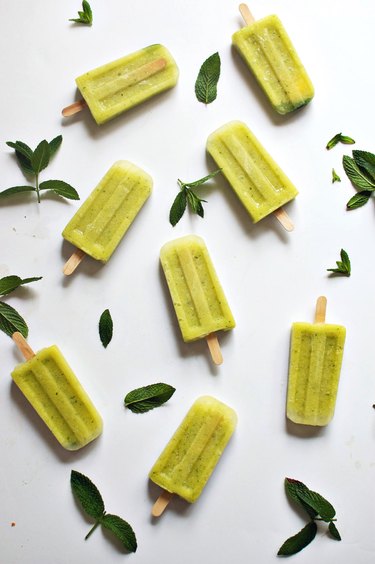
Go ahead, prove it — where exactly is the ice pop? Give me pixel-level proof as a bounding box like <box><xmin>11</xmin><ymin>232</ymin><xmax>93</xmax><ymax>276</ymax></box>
<box><xmin>11</xmin><ymin>332</ymin><xmax>102</xmax><ymax>450</ymax></box>
<box><xmin>62</xmin><ymin>160</ymin><xmax>152</xmax><ymax>274</ymax></box>
<box><xmin>232</xmin><ymin>4</ymin><xmax>314</xmax><ymax>115</ymax></box>
<box><xmin>207</xmin><ymin>120</ymin><xmax>297</xmax><ymax>229</ymax></box>
<box><xmin>149</xmin><ymin>396</ymin><xmax>237</xmax><ymax>515</ymax></box>
<box><xmin>287</xmin><ymin>297</ymin><xmax>346</xmax><ymax>426</ymax></box>
<box><xmin>62</xmin><ymin>44</ymin><xmax>179</xmax><ymax>124</ymax></box>
<box><xmin>160</xmin><ymin>235</ymin><xmax>235</xmax><ymax>365</ymax></box>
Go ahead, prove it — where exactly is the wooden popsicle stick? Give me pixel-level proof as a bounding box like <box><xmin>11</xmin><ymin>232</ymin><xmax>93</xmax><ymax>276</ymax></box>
<box><xmin>12</xmin><ymin>332</ymin><xmax>35</xmax><ymax>360</ymax></box>
<box><xmin>151</xmin><ymin>490</ymin><xmax>173</xmax><ymax>517</ymax></box>
<box><xmin>314</xmin><ymin>296</ymin><xmax>327</xmax><ymax>324</ymax></box>
<box><xmin>62</xmin><ymin>99</ymin><xmax>87</xmax><ymax>117</ymax></box>
<box><xmin>239</xmin><ymin>3</ymin><xmax>255</xmax><ymax>25</ymax></box>
<box><xmin>273</xmin><ymin>207</ymin><xmax>294</xmax><ymax>231</ymax></box>
<box><xmin>206</xmin><ymin>333</ymin><xmax>223</xmax><ymax>365</ymax></box>
<box><xmin>63</xmin><ymin>249</ymin><xmax>86</xmax><ymax>276</ymax></box>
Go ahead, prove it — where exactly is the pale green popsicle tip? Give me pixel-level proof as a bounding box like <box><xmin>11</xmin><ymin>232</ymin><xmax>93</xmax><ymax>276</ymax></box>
<box><xmin>160</xmin><ymin>235</ymin><xmax>235</xmax><ymax>342</ymax></box>
<box><xmin>287</xmin><ymin>322</ymin><xmax>346</xmax><ymax>426</ymax></box>
<box><xmin>149</xmin><ymin>396</ymin><xmax>237</xmax><ymax>503</ymax></box>
<box><xmin>75</xmin><ymin>44</ymin><xmax>179</xmax><ymax>124</ymax></box>
<box><xmin>11</xmin><ymin>345</ymin><xmax>103</xmax><ymax>450</ymax></box>
<box><xmin>232</xmin><ymin>14</ymin><xmax>314</xmax><ymax>115</ymax></box>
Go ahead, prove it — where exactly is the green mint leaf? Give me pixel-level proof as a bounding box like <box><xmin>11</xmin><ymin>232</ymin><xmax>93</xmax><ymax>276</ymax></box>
<box><xmin>285</xmin><ymin>478</ymin><xmax>318</xmax><ymax>519</ymax></box>
<box><xmin>71</xmin><ymin>470</ymin><xmax>105</xmax><ymax>520</ymax></box>
<box><xmin>31</xmin><ymin>140</ymin><xmax>50</xmax><ymax>174</ymax></box>
<box><xmin>124</xmin><ymin>383</ymin><xmax>176</xmax><ymax>413</ymax></box>
<box><xmin>0</xmin><ymin>302</ymin><xmax>28</xmax><ymax>337</ymax></box>
<box><xmin>326</xmin><ymin>132</ymin><xmax>355</xmax><ymax>150</ymax></box>
<box><xmin>183</xmin><ymin>169</ymin><xmax>222</xmax><ymax>188</ymax></box>
<box><xmin>278</xmin><ymin>521</ymin><xmax>317</xmax><ymax>556</ymax></box>
<box><xmin>352</xmin><ymin>150</ymin><xmax>375</xmax><ymax>181</ymax></box>
<box><xmin>195</xmin><ymin>52</ymin><xmax>221</xmax><ymax>104</ymax></box>
<box><xmin>0</xmin><ymin>186</ymin><xmax>36</xmax><ymax>199</ymax></box>
<box><xmin>39</xmin><ymin>180</ymin><xmax>80</xmax><ymax>200</ymax></box>
<box><xmin>342</xmin><ymin>155</ymin><xmax>375</xmax><ymax>190</ymax></box>
<box><xmin>346</xmin><ymin>190</ymin><xmax>372</xmax><ymax>210</ymax></box>
<box><xmin>0</xmin><ymin>275</ymin><xmax>42</xmax><ymax>296</ymax></box>
<box><xmin>48</xmin><ymin>135</ymin><xmax>63</xmax><ymax>158</ymax></box>
<box><xmin>328</xmin><ymin>521</ymin><xmax>341</xmax><ymax>541</ymax></box>
<box><xmin>99</xmin><ymin>309</ymin><xmax>113</xmax><ymax>348</ymax></box>
<box><xmin>169</xmin><ymin>190</ymin><xmax>187</xmax><ymax>226</ymax></box>
<box><xmin>186</xmin><ymin>189</ymin><xmax>205</xmax><ymax>218</ymax></box>
<box><xmin>327</xmin><ymin>248</ymin><xmax>351</xmax><ymax>277</ymax></box>
<box><xmin>70</xmin><ymin>1</ymin><xmax>93</xmax><ymax>24</ymax></box>
<box><xmin>332</xmin><ymin>169</ymin><xmax>341</xmax><ymax>183</ymax></box>
<box><xmin>6</xmin><ymin>141</ymin><xmax>34</xmax><ymax>176</ymax></box>
<box><xmin>101</xmin><ymin>514</ymin><xmax>137</xmax><ymax>552</ymax></box>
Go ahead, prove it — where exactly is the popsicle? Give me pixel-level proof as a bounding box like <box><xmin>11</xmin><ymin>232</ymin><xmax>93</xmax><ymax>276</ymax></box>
<box><xmin>206</xmin><ymin>120</ymin><xmax>298</xmax><ymax>229</ymax></box>
<box><xmin>287</xmin><ymin>297</ymin><xmax>346</xmax><ymax>426</ymax></box>
<box><xmin>232</xmin><ymin>4</ymin><xmax>314</xmax><ymax>115</ymax></box>
<box><xmin>149</xmin><ymin>396</ymin><xmax>237</xmax><ymax>516</ymax></box>
<box><xmin>62</xmin><ymin>160</ymin><xmax>152</xmax><ymax>274</ymax></box>
<box><xmin>62</xmin><ymin>44</ymin><xmax>179</xmax><ymax>124</ymax></box>
<box><xmin>11</xmin><ymin>332</ymin><xmax>102</xmax><ymax>450</ymax></box>
<box><xmin>160</xmin><ymin>235</ymin><xmax>235</xmax><ymax>365</ymax></box>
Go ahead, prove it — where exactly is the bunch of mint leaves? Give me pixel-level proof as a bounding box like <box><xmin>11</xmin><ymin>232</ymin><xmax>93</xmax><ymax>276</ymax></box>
<box><xmin>278</xmin><ymin>478</ymin><xmax>341</xmax><ymax>556</ymax></box>
<box><xmin>69</xmin><ymin>1</ymin><xmax>93</xmax><ymax>25</ymax></box>
<box><xmin>0</xmin><ymin>275</ymin><xmax>42</xmax><ymax>338</ymax></box>
<box><xmin>343</xmin><ymin>150</ymin><xmax>375</xmax><ymax>209</ymax></box>
<box><xmin>2</xmin><ymin>136</ymin><xmax>79</xmax><ymax>203</ymax></box>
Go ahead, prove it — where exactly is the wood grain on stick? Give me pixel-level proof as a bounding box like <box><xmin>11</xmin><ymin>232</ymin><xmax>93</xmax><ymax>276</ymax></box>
<box><xmin>315</xmin><ymin>296</ymin><xmax>327</xmax><ymax>324</ymax></box>
<box><xmin>62</xmin><ymin>100</ymin><xmax>87</xmax><ymax>117</ymax></box>
<box><xmin>206</xmin><ymin>333</ymin><xmax>223</xmax><ymax>365</ymax></box>
<box><xmin>152</xmin><ymin>490</ymin><xmax>173</xmax><ymax>517</ymax></box>
<box><xmin>63</xmin><ymin>249</ymin><xmax>86</xmax><ymax>276</ymax></box>
<box><xmin>239</xmin><ymin>3</ymin><xmax>255</xmax><ymax>25</ymax></box>
<box><xmin>12</xmin><ymin>332</ymin><xmax>35</xmax><ymax>360</ymax></box>
<box><xmin>273</xmin><ymin>207</ymin><xmax>294</xmax><ymax>232</ymax></box>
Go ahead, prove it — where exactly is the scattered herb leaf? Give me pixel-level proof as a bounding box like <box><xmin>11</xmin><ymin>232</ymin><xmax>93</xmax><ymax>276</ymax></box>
<box><xmin>326</xmin><ymin>132</ymin><xmax>355</xmax><ymax>150</ymax></box>
<box><xmin>327</xmin><ymin>248</ymin><xmax>351</xmax><ymax>276</ymax></box>
<box><xmin>0</xmin><ymin>302</ymin><xmax>28</xmax><ymax>338</ymax></box>
<box><xmin>328</xmin><ymin>521</ymin><xmax>341</xmax><ymax>541</ymax></box>
<box><xmin>0</xmin><ymin>275</ymin><xmax>42</xmax><ymax>296</ymax></box>
<box><xmin>99</xmin><ymin>309</ymin><xmax>113</xmax><ymax>348</ymax></box>
<box><xmin>70</xmin><ymin>470</ymin><xmax>137</xmax><ymax>552</ymax></box>
<box><xmin>352</xmin><ymin>150</ymin><xmax>375</xmax><ymax>181</ymax></box>
<box><xmin>124</xmin><ymin>383</ymin><xmax>176</xmax><ymax>413</ymax></box>
<box><xmin>69</xmin><ymin>0</ymin><xmax>93</xmax><ymax>25</ymax></box>
<box><xmin>3</xmin><ymin>136</ymin><xmax>78</xmax><ymax>203</ymax></box>
<box><xmin>278</xmin><ymin>521</ymin><xmax>317</xmax><ymax>556</ymax></box>
<box><xmin>169</xmin><ymin>169</ymin><xmax>221</xmax><ymax>226</ymax></box>
<box><xmin>195</xmin><ymin>52</ymin><xmax>221</xmax><ymax>104</ymax></box>
<box><xmin>343</xmin><ymin>155</ymin><xmax>375</xmax><ymax>190</ymax></box>
<box><xmin>347</xmin><ymin>190</ymin><xmax>372</xmax><ymax>210</ymax></box>
<box><xmin>332</xmin><ymin>169</ymin><xmax>341</xmax><ymax>183</ymax></box>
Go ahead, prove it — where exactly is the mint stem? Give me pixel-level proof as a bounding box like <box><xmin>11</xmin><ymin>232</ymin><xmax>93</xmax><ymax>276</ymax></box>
<box><xmin>35</xmin><ymin>173</ymin><xmax>40</xmax><ymax>203</ymax></box>
<box><xmin>85</xmin><ymin>520</ymin><xmax>101</xmax><ymax>540</ymax></box>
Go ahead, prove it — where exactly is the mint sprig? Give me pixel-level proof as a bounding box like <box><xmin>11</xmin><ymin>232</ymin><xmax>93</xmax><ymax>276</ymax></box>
<box><xmin>0</xmin><ymin>274</ymin><xmax>42</xmax><ymax>338</ymax></box>
<box><xmin>3</xmin><ymin>136</ymin><xmax>79</xmax><ymax>203</ymax></box>
<box><xmin>71</xmin><ymin>470</ymin><xmax>137</xmax><ymax>552</ymax></box>
<box><xmin>327</xmin><ymin>248</ymin><xmax>351</xmax><ymax>276</ymax></box>
<box><xmin>326</xmin><ymin>132</ymin><xmax>355</xmax><ymax>150</ymax></box>
<box><xmin>344</xmin><ymin>150</ymin><xmax>375</xmax><ymax>209</ymax></box>
<box><xmin>332</xmin><ymin>169</ymin><xmax>341</xmax><ymax>183</ymax></box>
<box><xmin>278</xmin><ymin>478</ymin><xmax>341</xmax><ymax>557</ymax></box>
<box><xmin>99</xmin><ymin>309</ymin><xmax>113</xmax><ymax>348</ymax></box>
<box><xmin>195</xmin><ymin>52</ymin><xmax>221</xmax><ymax>104</ymax></box>
<box><xmin>169</xmin><ymin>169</ymin><xmax>221</xmax><ymax>226</ymax></box>
<box><xmin>124</xmin><ymin>383</ymin><xmax>176</xmax><ymax>413</ymax></box>
<box><xmin>69</xmin><ymin>0</ymin><xmax>93</xmax><ymax>25</ymax></box>
<box><xmin>0</xmin><ymin>275</ymin><xmax>42</xmax><ymax>296</ymax></box>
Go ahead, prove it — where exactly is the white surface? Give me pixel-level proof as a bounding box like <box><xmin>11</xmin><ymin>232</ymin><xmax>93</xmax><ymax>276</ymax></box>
<box><xmin>0</xmin><ymin>1</ymin><xmax>374</xmax><ymax>563</ymax></box>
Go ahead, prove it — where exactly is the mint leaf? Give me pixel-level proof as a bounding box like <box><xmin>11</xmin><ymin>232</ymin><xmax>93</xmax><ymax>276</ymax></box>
<box><xmin>332</xmin><ymin>169</ymin><xmax>341</xmax><ymax>183</ymax></box>
<box><xmin>278</xmin><ymin>521</ymin><xmax>317</xmax><ymax>556</ymax></box>
<box><xmin>0</xmin><ymin>275</ymin><xmax>42</xmax><ymax>296</ymax></box>
<box><xmin>186</xmin><ymin>189</ymin><xmax>205</xmax><ymax>217</ymax></box>
<box><xmin>99</xmin><ymin>309</ymin><xmax>113</xmax><ymax>348</ymax></box>
<box><xmin>0</xmin><ymin>302</ymin><xmax>28</xmax><ymax>337</ymax></box>
<box><xmin>327</xmin><ymin>248</ymin><xmax>351</xmax><ymax>276</ymax></box>
<box><xmin>285</xmin><ymin>478</ymin><xmax>318</xmax><ymax>519</ymax></box>
<box><xmin>183</xmin><ymin>169</ymin><xmax>222</xmax><ymax>188</ymax></box>
<box><xmin>31</xmin><ymin>140</ymin><xmax>50</xmax><ymax>174</ymax></box>
<box><xmin>195</xmin><ymin>52</ymin><xmax>221</xmax><ymax>104</ymax></box>
<box><xmin>49</xmin><ymin>135</ymin><xmax>63</xmax><ymax>158</ymax></box>
<box><xmin>101</xmin><ymin>514</ymin><xmax>137</xmax><ymax>552</ymax></box>
<box><xmin>343</xmin><ymin>155</ymin><xmax>375</xmax><ymax>190</ymax></box>
<box><xmin>124</xmin><ymin>383</ymin><xmax>176</xmax><ymax>413</ymax></box>
<box><xmin>328</xmin><ymin>521</ymin><xmax>341</xmax><ymax>541</ymax></box>
<box><xmin>326</xmin><ymin>132</ymin><xmax>355</xmax><ymax>150</ymax></box>
<box><xmin>347</xmin><ymin>190</ymin><xmax>372</xmax><ymax>210</ymax></box>
<box><xmin>39</xmin><ymin>180</ymin><xmax>79</xmax><ymax>200</ymax></box>
<box><xmin>71</xmin><ymin>470</ymin><xmax>105</xmax><ymax>519</ymax></box>
<box><xmin>6</xmin><ymin>141</ymin><xmax>34</xmax><ymax>176</ymax></box>
<box><xmin>0</xmin><ymin>186</ymin><xmax>36</xmax><ymax>199</ymax></box>
<box><xmin>293</xmin><ymin>488</ymin><xmax>336</xmax><ymax>522</ymax></box>
<box><xmin>70</xmin><ymin>0</ymin><xmax>93</xmax><ymax>25</ymax></box>
<box><xmin>353</xmin><ymin>150</ymin><xmax>375</xmax><ymax>181</ymax></box>
<box><xmin>169</xmin><ymin>190</ymin><xmax>187</xmax><ymax>226</ymax></box>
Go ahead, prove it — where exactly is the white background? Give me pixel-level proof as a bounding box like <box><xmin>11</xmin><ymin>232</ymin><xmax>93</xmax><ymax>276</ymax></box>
<box><xmin>0</xmin><ymin>0</ymin><xmax>374</xmax><ymax>562</ymax></box>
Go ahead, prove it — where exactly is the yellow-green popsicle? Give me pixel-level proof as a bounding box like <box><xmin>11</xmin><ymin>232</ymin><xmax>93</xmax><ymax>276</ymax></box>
<box><xmin>287</xmin><ymin>297</ymin><xmax>346</xmax><ymax>426</ymax></box>
<box><xmin>11</xmin><ymin>340</ymin><xmax>102</xmax><ymax>450</ymax></box>
<box><xmin>160</xmin><ymin>235</ymin><xmax>235</xmax><ymax>360</ymax></box>
<box><xmin>66</xmin><ymin>44</ymin><xmax>179</xmax><ymax>124</ymax></box>
<box><xmin>232</xmin><ymin>9</ymin><xmax>314</xmax><ymax>115</ymax></box>
<box><xmin>150</xmin><ymin>396</ymin><xmax>237</xmax><ymax>513</ymax></box>
<box><xmin>207</xmin><ymin>121</ymin><xmax>298</xmax><ymax>224</ymax></box>
<box><xmin>63</xmin><ymin>160</ymin><xmax>152</xmax><ymax>272</ymax></box>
